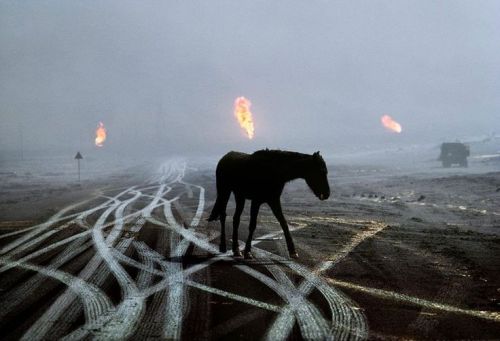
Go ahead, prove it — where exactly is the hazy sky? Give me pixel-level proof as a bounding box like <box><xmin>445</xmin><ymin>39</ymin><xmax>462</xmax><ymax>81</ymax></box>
<box><xmin>1</xmin><ymin>0</ymin><xmax>499</xmax><ymax>155</ymax></box>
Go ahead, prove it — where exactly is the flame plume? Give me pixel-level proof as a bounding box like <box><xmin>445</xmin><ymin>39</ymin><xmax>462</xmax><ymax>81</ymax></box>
<box><xmin>95</xmin><ymin>121</ymin><xmax>107</xmax><ymax>147</ymax></box>
<box><xmin>234</xmin><ymin>97</ymin><xmax>255</xmax><ymax>139</ymax></box>
<box><xmin>381</xmin><ymin>115</ymin><xmax>402</xmax><ymax>133</ymax></box>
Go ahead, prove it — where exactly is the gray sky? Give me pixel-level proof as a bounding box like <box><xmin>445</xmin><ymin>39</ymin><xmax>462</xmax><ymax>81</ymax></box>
<box><xmin>1</xmin><ymin>0</ymin><xmax>499</xmax><ymax>155</ymax></box>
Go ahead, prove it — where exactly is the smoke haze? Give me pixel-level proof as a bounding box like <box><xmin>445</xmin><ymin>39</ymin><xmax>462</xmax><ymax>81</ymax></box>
<box><xmin>1</xmin><ymin>0</ymin><xmax>499</xmax><ymax>157</ymax></box>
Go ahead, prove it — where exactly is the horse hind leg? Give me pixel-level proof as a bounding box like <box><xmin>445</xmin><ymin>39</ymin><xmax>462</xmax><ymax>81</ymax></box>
<box><xmin>232</xmin><ymin>195</ymin><xmax>245</xmax><ymax>257</ymax></box>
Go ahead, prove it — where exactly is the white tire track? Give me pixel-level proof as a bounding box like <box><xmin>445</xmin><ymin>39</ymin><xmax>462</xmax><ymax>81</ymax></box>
<box><xmin>1</xmin><ymin>159</ymin><xmax>374</xmax><ymax>340</ymax></box>
<box><xmin>0</xmin><ymin>256</ymin><xmax>115</xmax><ymax>341</ymax></box>
<box><xmin>21</xmin><ymin>200</ymin><xmax>124</xmax><ymax>340</ymax></box>
<box><xmin>65</xmin><ymin>185</ymin><xmax>170</xmax><ymax>340</ymax></box>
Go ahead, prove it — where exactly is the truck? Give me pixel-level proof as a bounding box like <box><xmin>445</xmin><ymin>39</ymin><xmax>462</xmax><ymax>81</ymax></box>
<box><xmin>439</xmin><ymin>142</ymin><xmax>470</xmax><ymax>168</ymax></box>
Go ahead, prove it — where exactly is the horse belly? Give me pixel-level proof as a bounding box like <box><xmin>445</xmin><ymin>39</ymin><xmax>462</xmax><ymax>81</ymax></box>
<box><xmin>233</xmin><ymin>182</ymin><xmax>282</xmax><ymax>202</ymax></box>
<box><xmin>218</xmin><ymin>156</ymin><xmax>283</xmax><ymax>201</ymax></box>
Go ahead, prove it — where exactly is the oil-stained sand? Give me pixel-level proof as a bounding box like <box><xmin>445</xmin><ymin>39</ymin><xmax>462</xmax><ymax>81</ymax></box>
<box><xmin>0</xmin><ymin>158</ymin><xmax>499</xmax><ymax>340</ymax></box>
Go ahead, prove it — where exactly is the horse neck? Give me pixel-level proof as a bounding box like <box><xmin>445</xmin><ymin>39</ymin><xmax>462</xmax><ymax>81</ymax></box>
<box><xmin>281</xmin><ymin>156</ymin><xmax>312</xmax><ymax>182</ymax></box>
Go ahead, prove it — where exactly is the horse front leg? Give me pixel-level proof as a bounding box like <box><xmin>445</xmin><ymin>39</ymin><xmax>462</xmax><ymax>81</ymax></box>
<box><xmin>232</xmin><ymin>195</ymin><xmax>245</xmax><ymax>257</ymax></box>
<box><xmin>244</xmin><ymin>200</ymin><xmax>261</xmax><ymax>259</ymax></box>
<box><xmin>269</xmin><ymin>199</ymin><xmax>298</xmax><ymax>259</ymax></box>
<box><xmin>219</xmin><ymin>213</ymin><xmax>227</xmax><ymax>253</ymax></box>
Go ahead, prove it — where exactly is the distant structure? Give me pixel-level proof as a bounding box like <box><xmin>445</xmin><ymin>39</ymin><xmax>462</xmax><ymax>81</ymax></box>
<box><xmin>439</xmin><ymin>142</ymin><xmax>469</xmax><ymax>168</ymax></box>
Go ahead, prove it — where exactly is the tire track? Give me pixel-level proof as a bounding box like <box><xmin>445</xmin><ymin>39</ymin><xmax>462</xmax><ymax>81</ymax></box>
<box><xmin>1</xmin><ymin>159</ymin><xmax>374</xmax><ymax>339</ymax></box>
<box><xmin>0</xmin><ymin>256</ymin><xmax>115</xmax><ymax>341</ymax></box>
<box><xmin>263</xmin><ymin>221</ymin><xmax>385</xmax><ymax>340</ymax></box>
<box><xmin>0</xmin><ymin>237</ymin><xmax>93</xmax><ymax>322</ymax></box>
<box><xmin>19</xmin><ymin>186</ymin><xmax>140</xmax><ymax>339</ymax></box>
<box><xmin>63</xmin><ymin>185</ymin><xmax>171</xmax><ymax>340</ymax></box>
<box><xmin>20</xmin><ymin>199</ymin><xmax>124</xmax><ymax>340</ymax></box>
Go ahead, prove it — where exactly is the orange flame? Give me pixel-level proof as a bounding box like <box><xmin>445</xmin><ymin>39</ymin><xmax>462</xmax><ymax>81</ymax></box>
<box><xmin>95</xmin><ymin>121</ymin><xmax>107</xmax><ymax>147</ymax></box>
<box><xmin>234</xmin><ymin>96</ymin><xmax>255</xmax><ymax>139</ymax></box>
<box><xmin>381</xmin><ymin>115</ymin><xmax>402</xmax><ymax>133</ymax></box>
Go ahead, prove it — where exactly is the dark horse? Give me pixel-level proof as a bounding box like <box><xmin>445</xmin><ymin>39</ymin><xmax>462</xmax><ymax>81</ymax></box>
<box><xmin>208</xmin><ymin>149</ymin><xmax>330</xmax><ymax>259</ymax></box>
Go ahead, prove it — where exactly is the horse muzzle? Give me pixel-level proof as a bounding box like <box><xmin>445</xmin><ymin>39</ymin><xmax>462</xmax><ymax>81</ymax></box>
<box><xmin>319</xmin><ymin>192</ymin><xmax>329</xmax><ymax>201</ymax></box>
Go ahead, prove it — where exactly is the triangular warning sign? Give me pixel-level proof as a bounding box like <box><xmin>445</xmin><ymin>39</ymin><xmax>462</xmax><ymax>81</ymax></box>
<box><xmin>75</xmin><ymin>152</ymin><xmax>83</xmax><ymax>159</ymax></box>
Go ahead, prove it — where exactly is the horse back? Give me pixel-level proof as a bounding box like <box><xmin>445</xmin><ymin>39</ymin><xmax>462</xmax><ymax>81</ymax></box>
<box><xmin>216</xmin><ymin>151</ymin><xmax>251</xmax><ymax>178</ymax></box>
<box><xmin>215</xmin><ymin>151</ymin><xmax>285</xmax><ymax>199</ymax></box>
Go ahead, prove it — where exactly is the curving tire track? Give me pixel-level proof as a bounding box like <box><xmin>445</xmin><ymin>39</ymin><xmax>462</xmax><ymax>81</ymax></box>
<box><xmin>0</xmin><ymin>159</ymin><xmax>373</xmax><ymax>340</ymax></box>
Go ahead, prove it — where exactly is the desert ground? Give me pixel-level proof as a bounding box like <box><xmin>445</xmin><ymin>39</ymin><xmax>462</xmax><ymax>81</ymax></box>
<box><xmin>0</xmin><ymin>146</ymin><xmax>499</xmax><ymax>340</ymax></box>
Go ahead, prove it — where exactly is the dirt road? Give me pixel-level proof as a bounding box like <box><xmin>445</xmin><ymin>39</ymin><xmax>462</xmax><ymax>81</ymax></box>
<box><xmin>0</xmin><ymin>159</ymin><xmax>499</xmax><ymax>339</ymax></box>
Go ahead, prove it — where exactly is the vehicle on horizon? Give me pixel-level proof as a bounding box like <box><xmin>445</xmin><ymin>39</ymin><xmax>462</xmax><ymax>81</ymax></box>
<box><xmin>439</xmin><ymin>142</ymin><xmax>470</xmax><ymax>168</ymax></box>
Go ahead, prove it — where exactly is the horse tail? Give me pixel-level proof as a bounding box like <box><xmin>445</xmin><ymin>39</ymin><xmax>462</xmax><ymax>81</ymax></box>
<box><xmin>208</xmin><ymin>196</ymin><xmax>223</xmax><ymax>221</ymax></box>
<box><xmin>208</xmin><ymin>155</ymin><xmax>231</xmax><ymax>221</ymax></box>
<box><xmin>208</xmin><ymin>153</ymin><xmax>236</xmax><ymax>221</ymax></box>
<box><xmin>208</xmin><ymin>165</ymin><xmax>227</xmax><ymax>221</ymax></box>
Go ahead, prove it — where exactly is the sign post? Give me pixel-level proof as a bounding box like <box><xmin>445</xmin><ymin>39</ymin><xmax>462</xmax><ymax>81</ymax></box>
<box><xmin>74</xmin><ymin>152</ymin><xmax>83</xmax><ymax>182</ymax></box>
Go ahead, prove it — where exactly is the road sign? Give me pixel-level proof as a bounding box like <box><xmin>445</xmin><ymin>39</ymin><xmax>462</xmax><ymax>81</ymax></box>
<box><xmin>75</xmin><ymin>152</ymin><xmax>83</xmax><ymax>182</ymax></box>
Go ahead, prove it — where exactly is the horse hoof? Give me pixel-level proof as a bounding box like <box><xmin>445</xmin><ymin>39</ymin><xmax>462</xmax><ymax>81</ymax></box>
<box><xmin>233</xmin><ymin>250</ymin><xmax>242</xmax><ymax>257</ymax></box>
<box><xmin>290</xmin><ymin>252</ymin><xmax>299</xmax><ymax>259</ymax></box>
<box><xmin>244</xmin><ymin>252</ymin><xmax>253</xmax><ymax>260</ymax></box>
<box><xmin>219</xmin><ymin>246</ymin><xmax>227</xmax><ymax>253</ymax></box>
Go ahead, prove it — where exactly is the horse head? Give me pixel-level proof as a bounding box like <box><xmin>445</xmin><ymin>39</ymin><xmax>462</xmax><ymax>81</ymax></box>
<box><xmin>304</xmin><ymin>151</ymin><xmax>330</xmax><ymax>201</ymax></box>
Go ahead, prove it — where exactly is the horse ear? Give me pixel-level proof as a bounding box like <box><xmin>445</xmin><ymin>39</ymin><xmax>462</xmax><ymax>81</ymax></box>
<box><xmin>313</xmin><ymin>151</ymin><xmax>320</xmax><ymax>157</ymax></box>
